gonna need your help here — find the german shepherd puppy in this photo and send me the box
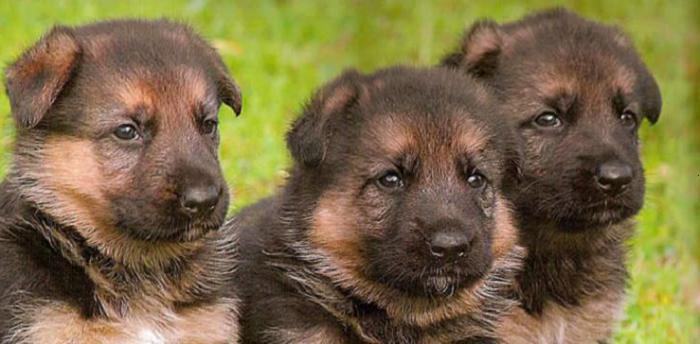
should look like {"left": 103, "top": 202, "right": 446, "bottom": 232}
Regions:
{"left": 234, "top": 66, "right": 525, "bottom": 343}
{"left": 0, "top": 20, "right": 242, "bottom": 343}
{"left": 442, "top": 8, "right": 662, "bottom": 343}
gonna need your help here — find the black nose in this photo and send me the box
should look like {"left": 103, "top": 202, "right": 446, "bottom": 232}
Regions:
{"left": 595, "top": 160, "right": 633, "bottom": 194}
{"left": 428, "top": 230, "right": 474, "bottom": 261}
{"left": 180, "top": 185, "right": 220, "bottom": 216}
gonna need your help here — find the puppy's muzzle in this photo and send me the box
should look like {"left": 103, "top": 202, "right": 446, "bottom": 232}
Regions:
{"left": 180, "top": 184, "right": 222, "bottom": 217}
{"left": 594, "top": 160, "right": 633, "bottom": 195}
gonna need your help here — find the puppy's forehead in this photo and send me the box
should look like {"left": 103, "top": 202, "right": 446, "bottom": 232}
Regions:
{"left": 113, "top": 66, "right": 214, "bottom": 115}
{"left": 529, "top": 56, "right": 637, "bottom": 100}
{"left": 366, "top": 112, "right": 489, "bottom": 157}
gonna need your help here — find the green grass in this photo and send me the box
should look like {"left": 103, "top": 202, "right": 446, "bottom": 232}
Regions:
{"left": 0, "top": 1, "right": 697, "bottom": 342}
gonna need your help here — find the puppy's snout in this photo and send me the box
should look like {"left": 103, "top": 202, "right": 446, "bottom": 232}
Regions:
{"left": 595, "top": 160, "right": 633, "bottom": 194}
{"left": 426, "top": 220, "right": 476, "bottom": 261}
{"left": 429, "top": 231, "right": 473, "bottom": 261}
{"left": 180, "top": 184, "right": 221, "bottom": 217}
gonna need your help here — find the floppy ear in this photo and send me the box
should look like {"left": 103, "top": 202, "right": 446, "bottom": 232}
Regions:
{"left": 4, "top": 26, "right": 81, "bottom": 129}
{"left": 286, "top": 69, "right": 366, "bottom": 167}
{"left": 188, "top": 27, "right": 243, "bottom": 116}
{"left": 216, "top": 70, "right": 243, "bottom": 116}
{"left": 610, "top": 28, "right": 661, "bottom": 125}
{"left": 441, "top": 20, "right": 503, "bottom": 78}
{"left": 637, "top": 71, "right": 662, "bottom": 124}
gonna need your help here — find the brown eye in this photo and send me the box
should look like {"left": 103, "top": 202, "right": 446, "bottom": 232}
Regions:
{"left": 377, "top": 171, "right": 404, "bottom": 190}
{"left": 620, "top": 111, "right": 637, "bottom": 129}
{"left": 202, "top": 119, "right": 218, "bottom": 135}
{"left": 467, "top": 172, "right": 486, "bottom": 189}
{"left": 534, "top": 111, "right": 562, "bottom": 128}
{"left": 114, "top": 124, "right": 140, "bottom": 140}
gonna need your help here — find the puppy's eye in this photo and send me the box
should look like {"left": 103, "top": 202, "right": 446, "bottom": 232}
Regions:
{"left": 114, "top": 124, "right": 140, "bottom": 140}
{"left": 533, "top": 111, "right": 562, "bottom": 128}
{"left": 467, "top": 172, "right": 487, "bottom": 189}
{"left": 377, "top": 171, "right": 404, "bottom": 190}
{"left": 619, "top": 111, "right": 637, "bottom": 130}
{"left": 202, "top": 119, "right": 218, "bottom": 135}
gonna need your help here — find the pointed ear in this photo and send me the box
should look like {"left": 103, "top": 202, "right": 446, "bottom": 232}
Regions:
{"left": 441, "top": 20, "right": 503, "bottom": 78}
{"left": 286, "top": 69, "right": 367, "bottom": 167}
{"left": 4, "top": 26, "right": 81, "bottom": 129}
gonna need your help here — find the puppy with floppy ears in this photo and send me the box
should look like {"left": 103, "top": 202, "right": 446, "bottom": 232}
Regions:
{"left": 442, "top": 8, "right": 662, "bottom": 343}
{"left": 0, "top": 20, "right": 242, "bottom": 343}
{"left": 234, "top": 66, "right": 526, "bottom": 343}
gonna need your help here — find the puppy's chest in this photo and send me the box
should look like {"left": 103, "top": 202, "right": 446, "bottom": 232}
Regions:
{"left": 497, "top": 295, "right": 624, "bottom": 344}
{"left": 12, "top": 299, "right": 238, "bottom": 344}
{"left": 343, "top": 308, "right": 493, "bottom": 344}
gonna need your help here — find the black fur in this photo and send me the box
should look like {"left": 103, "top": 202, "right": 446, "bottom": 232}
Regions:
{"left": 0, "top": 19, "right": 240, "bottom": 342}
{"left": 441, "top": 7, "right": 661, "bottom": 342}
{"left": 233, "top": 66, "right": 524, "bottom": 343}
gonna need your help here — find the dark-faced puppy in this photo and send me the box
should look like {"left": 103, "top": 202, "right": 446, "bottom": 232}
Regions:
{"left": 0, "top": 20, "right": 242, "bottom": 343}
{"left": 234, "top": 66, "right": 525, "bottom": 343}
{"left": 442, "top": 8, "right": 662, "bottom": 343}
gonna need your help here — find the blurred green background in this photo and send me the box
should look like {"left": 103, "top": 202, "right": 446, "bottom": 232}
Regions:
{"left": 0, "top": 1, "right": 697, "bottom": 342}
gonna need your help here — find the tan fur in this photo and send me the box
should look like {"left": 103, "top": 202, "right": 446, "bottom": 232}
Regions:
{"left": 455, "top": 119, "right": 489, "bottom": 154}
{"left": 462, "top": 22, "right": 502, "bottom": 68}
{"left": 5, "top": 28, "right": 79, "bottom": 95}
{"left": 321, "top": 85, "right": 357, "bottom": 115}
{"left": 10, "top": 134, "right": 239, "bottom": 341}
{"left": 498, "top": 293, "right": 625, "bottom": 344}
{"left": 19, "top": 136, "right": 201, "bottom": 269}
{"left": 309, "top": 191, "right": 363, "bottom": 270}
{"left": 9, "top": 299, "right": 238, "bottom": 344}
{"left": 533, "top": 73, "right": 575, "bottom": 99}
{"left": 367, "top": 115, "right": 489, "bottom": 160}
{"left": 310, "top": 194, "right": 522, "bottom": 329}
{"left": 368, "top": 114, "right": 417, "bottom": 156}
{"left": 116, "top": 67, "right": 209, "bottom": 123}
{"left": 612, "top": 64, "right": 637, "bottom": 95}
{"left": 3, "top": 20, "right": 240, "bottom": 344}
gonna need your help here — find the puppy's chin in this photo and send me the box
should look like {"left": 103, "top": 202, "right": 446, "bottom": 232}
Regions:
{"left": 114, "top": 207, "right": 227, "bottom": 243}
{"left": 556, "top": 206, "right": 637, "bottom": 232}
{"left": 517, "top": 181, "right": 644, "bottom": 232}
{"left": 371, "top": 267, "right": 486, "bottom": 298}
{"left": 421, "top": 273, "right": 484, "bottom": 297}
{"left": 109, "top": 193, "right": 229, "bottom": 243}
{"left": 541, "top": 197, "right": 641, "bottom": 232}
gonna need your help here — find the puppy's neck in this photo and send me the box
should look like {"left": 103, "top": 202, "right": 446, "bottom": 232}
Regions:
{"left": 9, "top": 193, "right": 234, "bottom": 318}
{"left": 270, "top": 224, "right": 523, "bottom": 342}
{"left": 515, "top": 220, "right": 632, "bottom": 314}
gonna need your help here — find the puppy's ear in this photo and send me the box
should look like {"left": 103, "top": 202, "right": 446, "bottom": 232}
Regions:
{"left": 441, "top": 20, "right": 503, "bottom": 78}
{"left": 287, "top": 69, "right": 367, "bottom": 167}
{"left": 216, "top": 70, "right": 243, "bottom": 116}
{"left": 637, "top": 71, "right": 662, "bottom": 125}
{"left": 190, "top": 31, "right": 243, "bottom": 116}
{"left": 4, "top": 26, "right": 81, "bottom": 129}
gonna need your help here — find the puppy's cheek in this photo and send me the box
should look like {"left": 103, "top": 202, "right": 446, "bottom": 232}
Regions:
{"left": 480, "top": 187, "right": 496, "bottom": 218}
{"left": 37, "top": 137, "right": 114, "bottom": 227}
{"left": 357, "top": 186, "right": 394, "bottom": 236}
{"left": 521, "top": 134, "right": 550, "bottom": 178}
{"left": 310, "top": 190, "right": 364, "bottom": 270}
{"left": 489, "top": 196, "right": 519, "bottom": 261}
{"left": 95, "top": 140, "right": 142, "bottom": 172}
